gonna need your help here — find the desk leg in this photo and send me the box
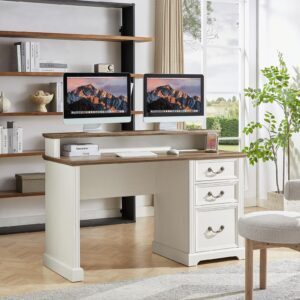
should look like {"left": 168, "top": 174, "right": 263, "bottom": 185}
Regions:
{"left": 43, "top": 161, "right": 83, "bottom": 282}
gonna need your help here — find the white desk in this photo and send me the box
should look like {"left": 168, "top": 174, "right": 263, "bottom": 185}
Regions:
{"left": 43, "top": 130, "right": 245, "bottom": 282}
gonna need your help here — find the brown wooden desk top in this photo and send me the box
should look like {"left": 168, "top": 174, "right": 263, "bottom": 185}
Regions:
{"left": 42, "top": 130, "right": 215, "bottom": 139}
{"left": 43, "top": 150, "right": 246, "bottom": 166}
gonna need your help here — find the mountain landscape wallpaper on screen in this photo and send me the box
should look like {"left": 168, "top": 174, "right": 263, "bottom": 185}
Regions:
{"left": 66, "top": 77, "right": 128, "bottom": 114}
{"left": 146, "top": 78, "right": 203, "bottom": 114}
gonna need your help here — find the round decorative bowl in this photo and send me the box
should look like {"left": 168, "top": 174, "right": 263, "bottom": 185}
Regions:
{"left": 31, "top": 91, "right": 54, "bottom": 112}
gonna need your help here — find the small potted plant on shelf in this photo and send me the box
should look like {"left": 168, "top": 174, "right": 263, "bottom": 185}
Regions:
{"left": 243, "top": 52, "right": 300, "bottom": 209}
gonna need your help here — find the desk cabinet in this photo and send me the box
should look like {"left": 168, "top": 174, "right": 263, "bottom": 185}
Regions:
{"left": 153, "top": 158, "right": 244, "bottom": 266}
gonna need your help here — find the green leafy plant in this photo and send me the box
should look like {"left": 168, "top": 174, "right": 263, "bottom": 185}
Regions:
{"left": 243, "top": 53, "right": 300, "bottom": 193}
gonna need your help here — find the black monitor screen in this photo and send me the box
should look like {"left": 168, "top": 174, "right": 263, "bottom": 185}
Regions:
{"left": 144, "top": 74, "right": 204, "bottom": 117}
{"left": 64, "top": 73, "right": 131, "bottom": 119}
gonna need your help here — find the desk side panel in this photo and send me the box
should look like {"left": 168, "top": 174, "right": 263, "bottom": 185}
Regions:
{"left": 44, "top": 161, "right": 83, "bottom": 282}
{"left": 154, "top": 161, "right": 191, "bottom": 253}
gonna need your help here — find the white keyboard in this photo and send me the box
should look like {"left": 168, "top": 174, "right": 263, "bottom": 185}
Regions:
{"left": 116, "top": 151, "right": 158, "bottom": 158}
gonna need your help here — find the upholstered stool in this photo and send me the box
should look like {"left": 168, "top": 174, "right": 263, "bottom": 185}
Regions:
{"left": 238, "top": 211, "right": 300, "bottom": 300}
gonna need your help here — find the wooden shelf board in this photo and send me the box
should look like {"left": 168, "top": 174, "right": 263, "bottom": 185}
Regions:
{"left": 0, "top": 72, "right": 144, "bottom": 78}
{"left": 0, "top": 150, "right": 44, "bottom": 158}
{"left": 0, "top": 112, "right": 63, "bottom": 116}
{"left": 43, "top": 129, "right": 214, "bottom": 139}
{"left": 43, "top": 151, "right": 246, "bottom": 167}
{"left": 0, "top": 31, "right": 153, "bottom": 43}
{"left": 0, "top": 191, "right": 44, "bottom": 199}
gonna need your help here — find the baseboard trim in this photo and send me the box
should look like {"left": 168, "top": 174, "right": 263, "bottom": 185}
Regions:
{"left": 152, "top": 241, "right": 245, "bottom": 266}
{"left": 43, "top": 253, "right": 84, "bottom": 282}
{"left": 0, "top": 217, "right": 135, "bottom": 235}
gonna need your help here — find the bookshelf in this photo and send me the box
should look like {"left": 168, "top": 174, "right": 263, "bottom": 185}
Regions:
{"left": 0, "top": 0, "right": 153, "bottom": 233}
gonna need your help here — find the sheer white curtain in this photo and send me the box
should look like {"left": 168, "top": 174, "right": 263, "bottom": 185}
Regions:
{"left": 155, "top": 0, "right": 184, "bottom": 73}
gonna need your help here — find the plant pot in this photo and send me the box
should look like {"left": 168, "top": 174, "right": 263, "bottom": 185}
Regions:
{"left": 266, "top": 191, "right": 284, "bottom": 210}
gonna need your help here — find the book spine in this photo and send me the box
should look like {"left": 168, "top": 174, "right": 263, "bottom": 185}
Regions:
{"left": 25, "top": 42, "right": 30, "bottom": 72}
{"left": 13, "top": 43, "right": 22, "bottom": 72}
{"left": 63, "top": 144, "right": 99, "bottom": 152}
{"left": 34, "top": 42, "right": 40, "bottom": 72}
{"left": 30, "top": 42, "right": 35, "bottom": 72}
{"left": 2, "top": 128, "right": 8, "bottom": 154}
{"left": 20, "top": 42, "right": 26, "bottom": 72}
{"left": 7, "top": 128, "right": 14, "bottom": 153}
{"left": 17, "top": 127, "right": 23, "bottom": 153}
{"left": 40, "top": 63, "right": 68, "bottom": 68}
{"left": 39, "top": 68, "right": 68, "bottom": 72}
{"left": 62, "top": 150, "right": 100, "bottom": 157}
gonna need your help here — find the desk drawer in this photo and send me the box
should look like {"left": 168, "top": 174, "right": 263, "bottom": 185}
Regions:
{"left": 195, "top": 207, "right": 237, "bottom": 252}
{"left": 195, "top": 183, "right": 237, "bottom": 206}
{"left": 195, "top": 160, "right": 236, "bottom": 182}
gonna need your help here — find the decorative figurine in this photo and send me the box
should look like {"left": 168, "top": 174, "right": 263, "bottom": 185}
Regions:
{"left": 0, "top": 91, "right": 11, "bottom": 112}
{"left": 31, "top": 90, "right": 54, "bottom": 112}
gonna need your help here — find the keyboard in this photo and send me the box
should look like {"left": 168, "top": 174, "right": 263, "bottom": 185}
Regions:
{"left": 116, "top": 151, "right": 158, "bottom": 158}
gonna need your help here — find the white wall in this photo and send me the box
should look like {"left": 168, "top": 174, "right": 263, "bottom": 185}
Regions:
{"left": 258, "top": 0, "right": 300, "bottom": 201}
{"left": 0, "top": 0, "right": 155, "bottom": 227}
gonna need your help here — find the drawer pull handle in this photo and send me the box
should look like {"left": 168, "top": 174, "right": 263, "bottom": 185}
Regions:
{"left": 207, "top": 225, "right": 225, "bottom": 234}
{"left": 207, "top": 166, "right": 224, "bottom": 175}
{"left": 207, "top": 190, "right": 225, "bottom": 199}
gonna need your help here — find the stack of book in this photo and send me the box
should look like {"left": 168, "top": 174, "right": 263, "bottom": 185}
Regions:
{"left": 13, "top": 42, "right": 68, "bottom": 72}
{"left": 0, "top": 122, "right": 23, "bottom": 154}
{"left": 62, "top": 144, "right": 100, "bottom": 157}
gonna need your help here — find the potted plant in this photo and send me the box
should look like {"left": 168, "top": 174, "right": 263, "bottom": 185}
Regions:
{"left": 243, "top": 53, "right": 300, "bottom": 209}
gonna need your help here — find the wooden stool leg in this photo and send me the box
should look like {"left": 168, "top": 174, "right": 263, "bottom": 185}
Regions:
{"left": 245, "top": 239, "right": 254, "bottom": 300}
{"left": 260, "top": 248, "right": 267, "bottom": 289}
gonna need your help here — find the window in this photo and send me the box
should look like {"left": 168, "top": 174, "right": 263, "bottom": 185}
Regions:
{"left": 183, "top": 0, "right": 245, "bottom": 151}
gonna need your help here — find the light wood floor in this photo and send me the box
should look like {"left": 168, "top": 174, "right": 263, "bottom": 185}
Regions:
{"left": 0, "top": 208, "right": 299, "bottom": 297}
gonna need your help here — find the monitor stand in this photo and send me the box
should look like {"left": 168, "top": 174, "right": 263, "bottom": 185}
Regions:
{"left": 82, "top": 124, "right": 106, "bottom": 132}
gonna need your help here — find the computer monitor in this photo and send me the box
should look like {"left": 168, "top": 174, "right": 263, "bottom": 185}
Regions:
{"left": 64, "top": 73, "right": 131, "bottom": 130}
{"left": 143, "top": 74, "right": 204, "bottom": 123}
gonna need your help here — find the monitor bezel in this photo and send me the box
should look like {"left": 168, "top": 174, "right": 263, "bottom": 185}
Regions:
{"left": 143, "top": 73, "right": 204, "bottom": 118}
{"left": 64, "top": 72, "right": 131, "bottom": 120}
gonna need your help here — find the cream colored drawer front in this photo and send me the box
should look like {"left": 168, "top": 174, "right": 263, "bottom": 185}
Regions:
{"left": 195, "top": 160, "right": 236, "bottom": 182}
{"left": 195, "top": 207, "right": 237, "bottom": 252}
{"left": 195, "top": 183, "right": 237, "bottom": 206}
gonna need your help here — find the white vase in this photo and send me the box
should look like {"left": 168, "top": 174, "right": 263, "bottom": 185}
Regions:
{"left": 0, "top": 91, "right": 11, "bottom": 112}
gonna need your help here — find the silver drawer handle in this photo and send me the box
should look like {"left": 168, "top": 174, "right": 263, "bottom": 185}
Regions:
{"left": 207, "top": 190, "right": 225, "bottom": 199}
{"left": 207, "top": 225, "right": 225, "bottom": 234}
{"left": 207, "top": 166, "right": 225, "bottom": 175}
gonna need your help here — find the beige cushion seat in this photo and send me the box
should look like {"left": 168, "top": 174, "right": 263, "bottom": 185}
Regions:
{"left": 238, "top": 211, "right": 300, "bottom": 244}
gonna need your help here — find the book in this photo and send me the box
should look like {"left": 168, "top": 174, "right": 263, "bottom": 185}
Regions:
{"left": 15, "top": 127, "right": 23, "bottom": 153}
{"left": 62, "top": 150, "right": 101, "bottom": 157}
{"left": 7, "top": 121, "right": 14, "bottom": 153}
{"left": 2, "top": 128, "right": 8, "bottom": 154}
{"left": 63, "top": 143, "right": 99, "bottom": 152}
{"left": 30, "top": 42, "right": 40, "bottom": 72}
{"left": 13, "top": 43, "right": 21, "bottom": 72}
{"left": 39, "top": 67, "right": 68, "bottom": 72}
{"left": 20, "top": 42, "right": 30, "bottom": 72}
{"left": 40, "top": 62, "right": 68, "bottom": 68}
{"left": 49, "top": 82, "right": 63, "bottom": 112}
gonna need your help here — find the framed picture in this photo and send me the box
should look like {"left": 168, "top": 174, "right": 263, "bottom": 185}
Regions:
{"left": 205, "top": 132, "right": 219, "bottom": 152}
